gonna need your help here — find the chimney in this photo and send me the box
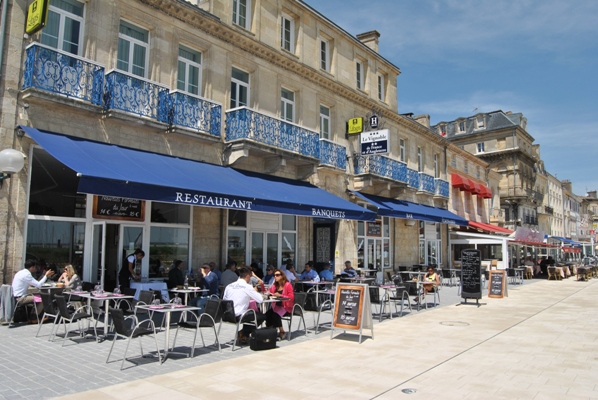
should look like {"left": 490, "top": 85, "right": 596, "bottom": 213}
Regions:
{"left": 588, "top": 190, "right": 597, "bottom": 199}
{"left": 356, "top": 30, "right": 380, "bottom": 53}
{"left": 562, "top": 180, "right": 572, "bottom": 193}
{"left": 413, "top": 114, "right": 430, "bottom": 128}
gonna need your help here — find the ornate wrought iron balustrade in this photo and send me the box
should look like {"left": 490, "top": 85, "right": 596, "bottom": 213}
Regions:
{"left": 419, "top": 172, "right": 435, "bottom": 193}
{"left": 104, "top": 70, "right": 169, "bottom": 120}
{"left": 22, "top": 43, "right": 104, "bottom": 105}
{"left": 319, "top": 139, "right": 346, "bottom": 169}
{"left": 407, "top": 168, "right": 419, "bottom": 189}
{"left": 354, "top": 155, "right": 408, "bottom": 183}
{"left": 434, "top": 178, "right": 449, "bottom": 197}
{"left": 159, "top": 91, "right": 222, "bottom": 137}
{"left": 225, "top": 108, "right": 319, "bottom": 158}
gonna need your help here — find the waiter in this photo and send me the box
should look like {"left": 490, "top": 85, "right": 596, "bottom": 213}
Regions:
{"left": 119, "top": 249, "right": 144, "bottom": 289}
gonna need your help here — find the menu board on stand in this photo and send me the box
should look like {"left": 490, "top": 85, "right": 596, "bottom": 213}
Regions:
{"left": 488, "top": 270, "right": 508, "bottom": 298}
{"left": 460, "top": 249, "right": 482, "bottom": 306}
{"left": 331, "top": 283, "right": 373, "bottom": 344}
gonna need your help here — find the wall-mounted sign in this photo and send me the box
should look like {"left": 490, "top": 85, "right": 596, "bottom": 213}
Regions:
{"left": 369, "top": 115, "right": 379, "bottom": 129}
{"left": 92, "top": 196, "right": 145, "bottom": 222}
{"left": 25, "top": 0, "right": 50, "bottom": 35}
{"left": 360, "top": 129, "right": 389, "bottom": 155}
{"left": 367, "top": 221, "right": 381, "bottom": 236}
{"left": 347, "top": 118, "right": 363, "bottom": 135}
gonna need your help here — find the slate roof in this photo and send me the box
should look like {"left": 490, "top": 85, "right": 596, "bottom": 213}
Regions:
{"left": 431, "top": 110, "right": 525, "bottom": 139}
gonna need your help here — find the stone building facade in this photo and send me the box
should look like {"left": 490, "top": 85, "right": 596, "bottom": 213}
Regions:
{"left": 0, "top": 0, "right": 477, "bottom": 285}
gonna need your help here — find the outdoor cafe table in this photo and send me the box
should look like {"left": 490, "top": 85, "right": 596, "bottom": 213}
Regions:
{"left": 130, "top": 281, "right": 169, "bottom": 303}
{"left": 348, "top": 276, "right": 376, "bottom": 284}
{"left": 357, "top": 268, "right": 377, "bottom": 277}
{"left": 253, "top": 296, "right": 291, "bottom": 314}
{"left": 135, "top": 304, "right": 199, "bottom": 361}
{"left": 169, "top": 288, "right": 208, "bottom": 305}
{"left": 72, "top": 291, "right": 134, "bottom": 339}
{"left": 299, "top": 281, "right": 334, "bottom": 307}
{"left": 378, "top": 284, "right": 407, "bottom": 321}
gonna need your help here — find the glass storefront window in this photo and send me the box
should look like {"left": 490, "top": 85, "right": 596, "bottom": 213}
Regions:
{"left": 149, "top": 227, "right": 189, "bottom": 277}
{"left": 228, "top": 229, "right": 246, "bottom": 264}
{"left": 29, "top": 148, "right": 86, "bottom": 218}
{"left": 151, "top": 202, "right": 190, "bottom": 224}
{"left": 282, "top": 232, "right": 295, "bottom": 266}
{"left": 26, "top": 220, "right": 85, "bottom": 270}
{"left": 357, "top": 221, "right": 364, "bottom": 236}
{"left": 282, "top": 214, "right": 296, "bottom": 231}
{"left": 358, "top": 218, "right": 391, "bottom": 269}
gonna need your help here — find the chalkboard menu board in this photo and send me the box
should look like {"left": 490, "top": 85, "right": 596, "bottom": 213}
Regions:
{"left": 367, "top": 221, "right": 381, "bottom": 236}
{"left": 461, "top": 249, "right": 482, "bottom": 300}
{"left": 333, "top": 285, "right": 365, "bottom": 329}
{"left": 92, "top": 196, "right": 145, "bottom": 222}
{"left": 331, "top": 283, "right": 373, "bottom": 343}
{"left": 488, "top": 270, "right": 507, "bottom": 298}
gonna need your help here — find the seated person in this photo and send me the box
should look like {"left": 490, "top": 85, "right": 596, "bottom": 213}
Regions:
{"left": 284, "top": 264, "right": 298, "bottom": 282}
{"left": 414, "top": 266, "right": 440, "bottom": 304}
{"left": 340, "top": 260, "right": 357, "bottom": 278}
{"left": 250, "top": 262, "right": 264, "bottom": 279}
{"left": 319, "top": 262, "right": 334, "bottom": 281}
{"left": 263, "top": 265, "right": 275, "bottom": 285}
{"left": 209, "top": 262, "right": 222, "bottom": 285}
{"left": 299, "top": 262, "right": 320, "bottom": 283}
{"left": 12, "top": 260, "right": 55, "bottom": 321}
{"left": 220, "top": 261, "right": 238, "bottom": 289}
{"left": 58, "top": 264, "right": 81, "bottom": 290}
{"left": 265, "top": 269, "right": 294, "bottom": 339}
{"left": 524, "top": 256, "right": 541, "bottom": 276}
{"left": 168, "top": 260, "right": 186, "bottom": 289}
{"left": 190, "top": 263, "right": 220, "bottom": 313}
{"left": 223, "top": 267, "right": 265, "bottom": 343}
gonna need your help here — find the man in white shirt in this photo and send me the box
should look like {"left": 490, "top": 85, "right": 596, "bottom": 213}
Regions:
{"left": 223, "top": 267, "right": 265, "bottom": 342}
{"left": 12, "top": 260, "right": 55, "bottom": 320}
{"left": 284, "top": 264, "right": 298, "bottom": 282}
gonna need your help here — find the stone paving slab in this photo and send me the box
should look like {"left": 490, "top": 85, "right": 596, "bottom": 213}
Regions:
{"left": 40, "top": 277, "right": 598, "bottom": 400}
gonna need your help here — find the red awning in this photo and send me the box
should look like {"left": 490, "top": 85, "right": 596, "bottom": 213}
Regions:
{"left": 562, "top": 247, "right": 581, "bottom": 253}
{"left": 470, "top": 182, "right": 483, "bottom": 195}
{"left": 468, "top": 221, "right": 514, "bottom": 234}
{"left": 511, "top": 240, "right": 558, "bottom": 248}
{"left": 451, "top": 173, "right": 472, "bottom": 191}
{"left": 479, "top": 185, "right": 493, "bottom": 199}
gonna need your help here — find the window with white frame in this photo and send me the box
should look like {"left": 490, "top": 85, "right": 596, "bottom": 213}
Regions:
{"left": 233, "top": 0, "right": 251, "bottom": 30}
{"left": 477, "top": 142, "right": 485, "bottom": 153}
{"left": 451, "top": 155, "right": 457, "bottom": 168}
{"left": 177, "top": 45, "right": 202, "bottom": 96}
{"left": 41, "top": 0, "right": 85, "bottom": 56}
{"left": 320, "top": 38, "right": 330, "bottom": 71}
{"left": 280, "top": 88, "right": 295, "bottom": 122}
{"left": 434, "top": 154, "right": 439, "bottom": 178}
{"left": 477, "top": 197, "right": 483, "bottom": 216}
{"left": 417, "top": 147, "right": 424, "bottom": 172}
{"left": 356, "top": 60, "right": 363, "bottom": 90}
{"left": 280, "top": 13, "right": 294, "bottom": 53}
{"left": 117, "top": 21, "right": 149, "bottom": 78}
{"left": 464, "top": 161, "right": 469, "bottom": 174}
{"left": 230, "top": 67, "right": 249, "bottom": 108}
{"left": 475, "top": 115, "right": 485, "bottom": 129}
{"left": 399, "top": 139, "right": 406, "bottom": 162}
{"left": 319, "top": 105, "right": 330, "bottom": 139}
{"left": 377, "top": 73, "right": 385, "bottom": 101}
{"left": 458, "top": 120, "right": 466, "bottom": 133}
{"left": 476, "top": 167, "right": 481, "bottom": 179}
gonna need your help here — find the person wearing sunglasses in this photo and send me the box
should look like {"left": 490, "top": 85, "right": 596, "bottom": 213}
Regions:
{"left": 265, "top": 269, "right": 295, "bottom": 340}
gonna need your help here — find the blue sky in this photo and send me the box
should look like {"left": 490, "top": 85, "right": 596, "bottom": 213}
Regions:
{"left": 304, "top": 0, "right": 598, "bottom": 196}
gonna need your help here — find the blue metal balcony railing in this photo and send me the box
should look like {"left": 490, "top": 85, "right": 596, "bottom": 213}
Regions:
{"left": 225, "top": 107, "right": 319, "bottom": 159}
{"left": 435, "top": 178, "right": 449, "bottom": 197}
{"left": 22, "top": 43, "right": 104, "bottom": 106}
{"left": 319, "top": 139, "right": 346, "bottom": 169}
{"left": 354, "top": 155, "right": 408, "bottom": 183}
{"left": 407, "top": 168, "right": 419, "bottom": 189}
{"left": 419, "top": 172, "right": 435, "bottom": 193}
{"left": 104, "top": 70, "right": 169, "bottom": 120}
{"left": 159, "top": 91, "right": 222, "bottom": 137}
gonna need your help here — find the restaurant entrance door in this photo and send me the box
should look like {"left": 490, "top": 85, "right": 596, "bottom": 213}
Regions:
{"left": 313, "top": 222, "right": 335, "bottom": 271}
{"left": 251, "top": 231, "right": 279, "bottom": 273}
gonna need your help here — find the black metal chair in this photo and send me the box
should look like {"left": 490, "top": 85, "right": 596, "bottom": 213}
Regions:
{"left": 388, "top": 286, "right": 412, "bottom": 317}
{"left": 368, "top": 286, "right": 382, "bottom": 317}
{"left": 281, "top": 292, "right": 307, "bottom": 341}
{"left": 36, "top": 292, "right": 60, "bottom": 340}
{"left": 106, "top": 308, "right": 162, "bottom": 370}
{"left": 53, "top": 295, "right": 95, "bottom": 347}
{"left": 172, "top": 299, "right": 222, "bottom": 357}
{"left": 218, "top": 300, "right": 258, "bottom": 351}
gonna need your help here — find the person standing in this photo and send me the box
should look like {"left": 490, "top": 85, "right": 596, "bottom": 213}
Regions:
{"left": 119, "top": 249, "right": 144, "bottom": 289}
{"left": 12, "top": 260, "right": 55, "bottom": 321}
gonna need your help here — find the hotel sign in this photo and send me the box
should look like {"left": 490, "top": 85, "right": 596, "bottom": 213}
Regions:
{"left": 360, "top": 129, "right": 389, "bottom": 155}
{"left": 25, "top": 0, "right": 50, "bottom": 35}
{"left": 347, "top": 118, "right": 363, "bottom": 135}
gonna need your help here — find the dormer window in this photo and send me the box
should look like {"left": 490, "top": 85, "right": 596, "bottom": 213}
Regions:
{"left": 475, "top": 115, "right": 485, "bottom": 129}
{"left": 458, "top": 121, "right": 465, "bottom": 133}
{"left": 439, "top": 125, "right": 447, "bottom": 137}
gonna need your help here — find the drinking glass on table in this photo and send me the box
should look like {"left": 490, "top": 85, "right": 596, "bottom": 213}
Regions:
{"left": 151, "top": 298, "right": 160, "bottom": 307}
{"left": 76, "top": 285, "right": 83, "bottom": 292}
{"left": 113, "top": 287, "right": 121, "bottom": 295}
{"left": 173, "top": 297, "right": 182, "bottom": 306}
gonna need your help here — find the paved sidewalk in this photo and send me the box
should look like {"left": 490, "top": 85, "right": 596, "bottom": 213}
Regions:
{"left": 51, "top": 278, "right": 598, "bottom": 400}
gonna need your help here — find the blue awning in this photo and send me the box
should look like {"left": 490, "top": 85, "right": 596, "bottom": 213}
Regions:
{"left": 21, "top": 126, "right": 375, "bottom": 221}
{"left": 350, "top": 191, "right": 468, "bottom": 226}
{"left": 545, "top": 235, "right": 582, "bottom": 247}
